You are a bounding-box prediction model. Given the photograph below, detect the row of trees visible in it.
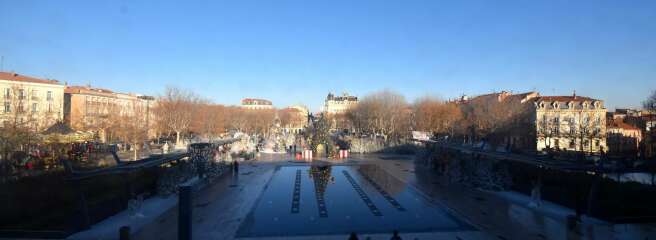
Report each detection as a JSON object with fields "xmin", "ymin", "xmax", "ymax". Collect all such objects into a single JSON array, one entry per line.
[
  {"xmin": 89, "ymin": 87, "xmax": 656, "ymax": 152},
  {"xmin": 335, "ymin": 90, "xmax": 531, "ymax": 146},
  {"xmin": 339, "ymin": 89, "xmax": 656, "ymax": 150},
  {"xmin": 344, "ymin": 90, "xmax": 412, "ymax": 141},
  {"xmin": 153, "ymin": 87, "xmax": 306, "ymax": 146}
]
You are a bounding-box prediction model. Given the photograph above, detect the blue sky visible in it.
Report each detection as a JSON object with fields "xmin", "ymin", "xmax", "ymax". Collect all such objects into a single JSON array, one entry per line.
[{"xmin": 1, "ymin": 0, "xmax": 655, "ymax": 111}]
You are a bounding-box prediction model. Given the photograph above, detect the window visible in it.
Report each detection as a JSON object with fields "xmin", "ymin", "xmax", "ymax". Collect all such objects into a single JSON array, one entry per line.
[
  {"xmin": 48, "ymin": 103, "xmax": 52, "ymax": 113},
  {"xmin": 17, "ymin": 104, "xmax": 24, "ymax": 113},
  {"xmin": 18, "ymin": 89, "xmax": 25, "ymax": 100},
  {"xmin": 3, "ymin": 102, "xmax": 10, "ymax": 113},
  {"xmin": 47, "ymin": 91, "xmax": 52, "ymax": 101},
  {"xmin": 32, "ymin": 103, "xmax": 38, "ymax": 112},
  {"xmin": 3, "ymin": 88, "xmax": 9, "ymax": 99}
]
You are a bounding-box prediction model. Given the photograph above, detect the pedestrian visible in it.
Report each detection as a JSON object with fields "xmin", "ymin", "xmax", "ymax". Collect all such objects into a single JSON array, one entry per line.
[
  {"xmin": 390, "ymin": 230, "xmax": 402, "ymax": 240},
  {"xmin": 348, "ymin": 232, "xmax": 358, "ymax": 240},
  {"xmin": 233, "ymin": 160, "xmax": 239, "ymax": 173}
]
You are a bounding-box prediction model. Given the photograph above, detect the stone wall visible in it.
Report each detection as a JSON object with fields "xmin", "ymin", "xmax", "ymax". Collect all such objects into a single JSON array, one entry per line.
[
  {"xmin": 348, "ymin": 137, "xmax": 415, "ymax": 154},
  {"xmin": 417, "ymin": 144, "xmax": 512, "ymax": 191}
]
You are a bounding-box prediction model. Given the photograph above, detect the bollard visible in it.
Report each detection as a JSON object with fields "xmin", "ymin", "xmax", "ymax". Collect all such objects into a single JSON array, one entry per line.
[
  {"xmin": 178, "ymin": 185, "xmax": 192, "ymax": 240},
  {"xmin": 119, "ymin": 226, "xmax": 130, "ymax": 240}
]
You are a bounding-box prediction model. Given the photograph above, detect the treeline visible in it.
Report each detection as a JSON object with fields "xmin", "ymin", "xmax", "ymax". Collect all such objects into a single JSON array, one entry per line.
[
  {"xmin": 96, "ymin": 87, "xmax": 534, "ymax": 148},
  {"xmin": 153, "ymin": 87, "xmax": 304, "ymax": 146},
  {"xmin": 332, "ymin": 90, "xmax": 532, "ymax": 146}
]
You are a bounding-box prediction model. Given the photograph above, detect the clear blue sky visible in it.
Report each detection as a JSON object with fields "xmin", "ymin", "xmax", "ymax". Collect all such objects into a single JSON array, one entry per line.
[{"xmin": 1, "ymin": 0, "xmax": 655, "ymax": 111}]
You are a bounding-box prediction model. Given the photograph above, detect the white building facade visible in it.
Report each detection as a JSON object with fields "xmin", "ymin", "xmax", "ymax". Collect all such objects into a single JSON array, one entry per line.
[
  {"xmin": 0, "ymin": 72, "xmax": 65, "ymax": 131},
  {"xmin": 241, "ymin": 98, "xmax": 273, "ymax": 110},
  {"xmin": 534, "ymin": 96, "xmax": 607, "ymax": 153},
  {"xmin": 323, "ymin": 92, "xmax": 358, "ymax": 114}
]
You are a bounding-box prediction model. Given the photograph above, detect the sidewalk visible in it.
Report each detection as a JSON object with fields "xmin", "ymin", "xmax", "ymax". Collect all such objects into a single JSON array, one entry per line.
[{"xmin": 131, "ymin": 160, "xmax": 279, "ymax": 240}]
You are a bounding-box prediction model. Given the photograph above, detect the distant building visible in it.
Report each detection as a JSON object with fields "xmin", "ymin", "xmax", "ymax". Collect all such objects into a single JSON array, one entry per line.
[
  {"xmin": 532, "ymin": 95, "xmax": 607, "ymax": 153},
  {"xmin": 607, "ymin": 119, "xmax": 642, "ymax": 155},
  {"xmin": 280, "ymin": 105, "xmax": 309, "ymax": 134},
  {"xmin": 0, "ymin": 72, "xmax": 65, "ymax": 131},
  {"xmin": 465, "ymin": 91, "xmax": 539, "ymax": 104},
  {"xmin": 622, "ymin": 113, "xmax": 656, "ymax": 158},
  {"xmin": 463, "ymin": 91, "xmax": 607, "ymax": 153},
  {"xmin": 64, "ymin": 86, "xmax": 156, "ymax": 142},
  {"xmin": 646, "ymin": 115, "xmax": 656, "ymax": 132},
  {"xmin": 323, "ymin": 92, "xmax": 358, "ymax": 114},
  {"xmin": 241, "ymin": 98, "xmax": 273, "ymax": 110},
  {"xmin": 645, "ymin": 127, "xmax": 656, "ymax": 159}
]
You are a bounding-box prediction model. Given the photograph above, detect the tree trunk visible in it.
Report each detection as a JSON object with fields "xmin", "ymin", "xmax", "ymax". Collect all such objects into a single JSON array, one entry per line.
[{"xmin": 176, "ymin": 131, "xmax": 181, "ymax": 147}]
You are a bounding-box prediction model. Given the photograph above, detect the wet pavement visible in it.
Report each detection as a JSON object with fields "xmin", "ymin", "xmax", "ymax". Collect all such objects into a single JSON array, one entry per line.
[
  {"xmin": 129, "ymin": 153, "xmax": 655, "ymax": 240},
  {"xmin": 235, "ymin": 165, "xmax": 473, "ymax": 238}
]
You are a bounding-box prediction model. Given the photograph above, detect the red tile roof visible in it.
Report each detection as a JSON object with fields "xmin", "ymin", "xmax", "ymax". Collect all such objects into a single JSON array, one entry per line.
[
  {"xmin": 65, "ymin": 86, "xmax": 114, "ymax": 93},
  {"xmin": 65, "ymin": 86, "xmax": 116, "ymax": 97},
  {"xmin": 0, "ymin": 72, "xmax": 61, "ymax": 85},
  {"xmin": 609, "ymin": 119, "xmax": 641, "ymax": 131}
]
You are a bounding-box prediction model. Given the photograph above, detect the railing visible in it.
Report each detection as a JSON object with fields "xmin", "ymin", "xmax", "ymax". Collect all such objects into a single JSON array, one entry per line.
[
  {"xmin": 65, "ymin": 138, "xmax": 240, "ymax": 231},
  {"xmin": 415, "ymin": 138, "xmax": 656, "ymax": 223},
  {"xmin": 0, "ymin": 138, "xmax": 240, "ymax": 239},
  {"xmin": 64, "ymin": 138, "xmax": 239, "ymax": 180},
  {"xmin": 64, "ymin": 152, "xmax": 189, "ymax": 180},
  {"xmin": 413, "ymin": 138, "xmax": 594, "ymax": 172}
]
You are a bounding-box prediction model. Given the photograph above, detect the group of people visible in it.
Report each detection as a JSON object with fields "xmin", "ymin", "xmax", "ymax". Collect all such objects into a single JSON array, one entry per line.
[
  {"xmin": 67, "ymin": 141, "xmax": 115, "ymax": 161},
  {"xmin": 1, "ymin": 141, "xmax": 109, "ymax": 177}
]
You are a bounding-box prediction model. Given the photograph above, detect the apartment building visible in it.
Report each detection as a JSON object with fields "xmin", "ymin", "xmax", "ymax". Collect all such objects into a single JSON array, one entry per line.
[
  {"xmin": 64, "ymin": 86, "xmax": 155, "ymax": 142},
  {"xmin": 0, "ymin": 72, "xmax": 65, "ymax": 130},
  {"xmin": 323, "ymin": 92, "xmax": 358, "ymax": 114}
]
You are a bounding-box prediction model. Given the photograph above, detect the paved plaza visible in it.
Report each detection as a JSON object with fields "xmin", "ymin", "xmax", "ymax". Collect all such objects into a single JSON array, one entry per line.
[{"xmin": 68, "ymin": 153, "xmax": 655, "ymax": 240}]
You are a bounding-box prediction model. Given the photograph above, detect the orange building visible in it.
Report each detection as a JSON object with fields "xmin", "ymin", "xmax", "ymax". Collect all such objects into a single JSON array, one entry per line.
[
  {"xmin": 607, "ymin": 119, "xmax": 642, "ymax": 155},
  {"xmin": 64, "ymin": 86, "xmax": 155, "ymax": 142}
]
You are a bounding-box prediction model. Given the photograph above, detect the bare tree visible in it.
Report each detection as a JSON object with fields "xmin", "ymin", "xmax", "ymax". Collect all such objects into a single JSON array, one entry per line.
[
  {"xmin": 347, "ymin": 90, "xmax": 412, "ymax": 141},
  {"xmin": 644, "ymin": 90, "xmax": 656, "ymax": 110},
  {"xmin": 225, "ymin": 106, "xmax": 249, "ymax": 133},
  {"xmin": 191, "ymin": 103, "xmax": 227, "ymax": 139},
  {"xmin": 0, "ymin": 84, "xmax": 42, "ymax": 174},
  {"xmin": 154, "ymin": 87, "xmax": 200, "ymax": 147},
  {"xmin": 455, "ymin": 93, "xmax": 533, "ymax": 147},
  {"xmin": 252, "ymin": 109, "xmax": 276, "ymax": 136},
  {"xmin": 279, "ymin": 107, "xmax": 306, "ymax": 132},
  {"xmin": 413, "ymin": 97, "xmax": 462, "ymax": 139},
  {"xmin": 115, "ymin": 99, "xmax": 149, "ymax": 160}
]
